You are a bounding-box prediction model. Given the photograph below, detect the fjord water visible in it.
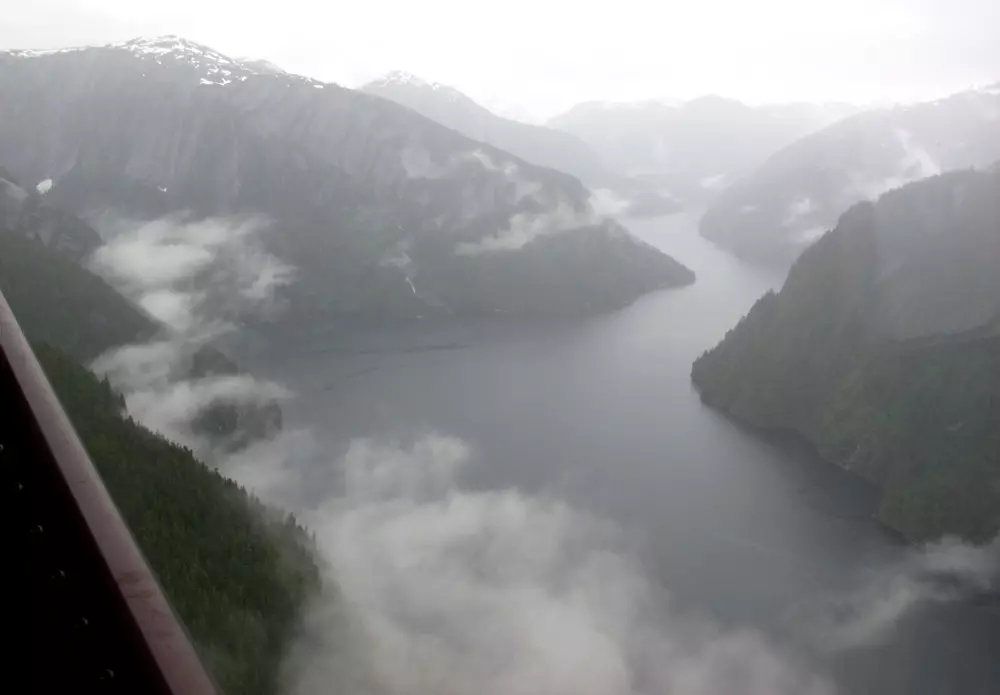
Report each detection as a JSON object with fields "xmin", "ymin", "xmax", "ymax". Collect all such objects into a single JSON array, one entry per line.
[{"xmin": 237, "ymin": 213, "xmax": 1000, "ymax": 694}]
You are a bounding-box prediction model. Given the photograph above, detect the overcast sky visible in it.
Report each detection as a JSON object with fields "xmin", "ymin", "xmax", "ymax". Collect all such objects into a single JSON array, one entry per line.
[{"xmin": 4, "ymin": 0, "xmax": 1000, "ymax": 120}]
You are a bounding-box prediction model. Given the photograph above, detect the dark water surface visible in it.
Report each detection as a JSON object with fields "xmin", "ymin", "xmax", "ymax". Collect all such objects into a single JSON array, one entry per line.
[{"xmin": 234, "ymin": 213, "xmax": 1000, "ymax": 694}]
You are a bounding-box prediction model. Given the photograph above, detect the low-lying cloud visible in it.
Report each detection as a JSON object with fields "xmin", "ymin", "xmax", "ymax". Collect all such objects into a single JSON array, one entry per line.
[
  {"xmin": 850, "ymin": 129, "xmax": 943, "ymax": 202},
  {"xmin": 87, "ymin": 214, "xmax": 294, "ymax": 451},
  {"xmin": 247, "ymin": 435, "xmax": 836, "ymax": 695},
  {"xmin": 401, "ymin": 146, "xmax": 520, "ymax": 183},
  {"xmin": 455, "ymin": 203, "xmax": 597, "ymax": 255},
  {"xmin": 80, "ymin": 205, "xmax": 999, "ymax": 695},
  {"xmin": 797, "ymin": 535, "xmax": 1000, "ymax": 652},
  {"xmin": 589, "ymin": 188, "xmax": 633, "ymax": 217},
  {"xmin": 782, "ymin": 128, "xmax": 946, "ymax": 245},
  {"xmin": 89, "ymin": 215, "xmax": 294, "ymax": 332},
  {"xmin": 402, "ymin": 146, "xmax": 640, "ymax": 255}
]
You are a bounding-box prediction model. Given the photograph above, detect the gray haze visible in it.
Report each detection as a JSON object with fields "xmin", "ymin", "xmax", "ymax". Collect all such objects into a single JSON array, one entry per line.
[
  {"xmin": 233, "ymin": 434, "xmax": 1000, "ymax": 695},
  {"xmin": 799, "ymin": 536, "xmax": 1000, "ymax": 652},
  {"xmin": 66, "ymin": 205, "xmax": 1000, "ymax": 695},
  {"xmin": 273, "ymin": 435, "xmax": 835, "ymax": 695},
  {"xmin": 85, "ymin": 212, "xmax": 843, "ymax": 695},
  {"xmin": 3, "ymin": 0, "xmax": 1000, "ymax": 119},
  {"xmin": 223, "ymin": 213, "xmax": 1000, "ymax": 695}
]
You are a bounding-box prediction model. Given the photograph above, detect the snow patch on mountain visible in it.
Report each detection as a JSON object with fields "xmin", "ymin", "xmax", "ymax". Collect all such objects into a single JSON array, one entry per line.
[
  {"xmin": 374, "ymin": 70, "xmax": 434, "ymax": 89},
  {"xmin": 367, "ymin": 70, "xmax": 469, "ymax": 105},
  {"xmin": 3, "ymin": 35, "xmax": 323, "ymax": 90},
  {"xmin": 371, "ymin": 71, "xmax": 453, "ymax": 94},
  {"xmin": 236, "ymin": 58, "xmax": 287, "ymax": 75},
  {"xmin": 1, "ymin": 46, "xmax": 89, "ymax": 58}
]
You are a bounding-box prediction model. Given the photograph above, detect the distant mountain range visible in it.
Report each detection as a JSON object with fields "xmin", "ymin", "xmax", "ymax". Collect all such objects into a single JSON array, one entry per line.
[
  {"xmin": 700, "ymin": 84, "xmax": 1000, "ymax": 264},
  {"xmin": 692, "ymin": 168, "xmax": 1000, "ymax": 541},
  {"xmin": 547, "ymin": 97, "xmax": 857, "ymax": 204},
  {"xmin": 361, "ymin": 71, "xmax": 684, "ymax": 217},
  {"xmin": 0, "ymin": 37, "xmax": 693, "ymax": 319},
  {"xmin": 362, "ymin": 71, "xmax": 620, "ymax": 187},
  {"xmin": 364, "ymin": 74, "xmax": 857, "ymax": 213}
]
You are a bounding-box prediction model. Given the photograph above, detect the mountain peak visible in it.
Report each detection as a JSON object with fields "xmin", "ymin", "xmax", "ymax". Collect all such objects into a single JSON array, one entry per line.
[
  {"xmin": 236, "ymin": 57, "xmax": 286, "ymax": 75},
  {"xmin": 377, "ymin": 70, "xmax": 431, "ymax": 87},
  {"xmin": 982, "ymin": 81, "xmax": 1000, "ymax": 96},
  {"xmin": 109, "ymin": 35, "xmax": 241, "ymax": 68},
  {"xmin": 367, "ymin": 70, "xmax": 467, "ymax": 97},
  {"xmin": 3, "ymin": 35, "xmax": 329, "ymax": 90}
]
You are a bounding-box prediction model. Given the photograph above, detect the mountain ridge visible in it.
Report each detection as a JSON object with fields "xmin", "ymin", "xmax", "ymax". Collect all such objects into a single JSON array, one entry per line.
[
  {"xmin": 0, "ymin": 37, "xmax": 694, "ymax": 318},
  {"xmin": 361, "ymin": 70, "xmax": 623, "ymax": 188},
  {"xmin": 699, "ymin": 84, "xmax": 1000, "ymax": 264},
  {"xmin": 547, "ymin": 96, "xmax": 854, "ymax": 205},
  {"xmin": 691, "ymin": 169, "xmax": 1000, "ymax": 541}
]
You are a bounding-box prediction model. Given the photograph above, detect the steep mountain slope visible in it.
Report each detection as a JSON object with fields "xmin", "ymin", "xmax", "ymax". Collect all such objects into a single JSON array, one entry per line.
[
  {"xmin": 691, "ymin": 170, "xmax": 1000, "ymax": 541},
  {"xmin": 362, "ymin": 71, "xmax": 619, "ymax": 187},
  {"xmin": 0, "ymin": 228, "xmax": 156, "ymax": 360},
  {"xmin": 1, "ymin": 164, "xmax": 103, "ymax": 261},
  {"xmin": 35, "ymin": 343, "xmax": 319, "ymax": 695},
  {"xmin": 700, "ymin": 85, "xmax": 1000, "ymax": 264},
  {"xmin": 1, "ymin": 167, "xmax": 282, "ymax": 447},
  {"xmin": 1, "ymin": 169, "xmax": 156, "ymax": 359},
  {"xmin": 548, "ymin": 97, "xmax": 851, "ymax": 204},
  {"xmin": 3, "ymin": 168, "xmax": 321, "ymax": 693},
  {"xmin": 0, "ymin": 37, "xmax": 693, "ymax": 318}
]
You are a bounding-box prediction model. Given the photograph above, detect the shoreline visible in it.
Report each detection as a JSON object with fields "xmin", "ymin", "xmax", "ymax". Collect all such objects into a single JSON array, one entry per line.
[{"xmin": 692, "ymin": 385, "xmax": 916, "ymax": 546}]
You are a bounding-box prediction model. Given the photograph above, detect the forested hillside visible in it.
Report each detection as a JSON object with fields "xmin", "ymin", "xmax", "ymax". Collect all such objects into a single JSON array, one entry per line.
[
  {"xmin": 0, "ymin": 229, "xmax": 155, "ymax": 361},
  {"xmin": 2, "ymin": 173, "xmax": 286, "ymax": 449},
  {"xmin": 692, "ymin": 170, "xmax": 1000, "ymax": 541},
  {"xmin": 3, "ymin": 163, "xmax": 318, "ymax": 693},
  {"xmin": 37, "ymin": 344, "xmax": 320, "ymax": 695},
  {"xmin": 819, "ymin": 332, "xmax": 1000, "ymax": 541}
]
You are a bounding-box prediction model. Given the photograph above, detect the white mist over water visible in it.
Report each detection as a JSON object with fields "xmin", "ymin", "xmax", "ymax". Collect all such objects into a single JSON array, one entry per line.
[
  {"xmin": 227, "ymin": 423, "xmax": 1000, "ymax": 695},
  {"xmin": 235, "ymin": 435, "xmax": 835, "ymax": 695},
  {"xmin": 82, "ymin": 211, "xmax": 1000, "ymax": 695},
  {"xmin": 798, "ymin": 536, "xmax": 1000, "ymax": 652}
]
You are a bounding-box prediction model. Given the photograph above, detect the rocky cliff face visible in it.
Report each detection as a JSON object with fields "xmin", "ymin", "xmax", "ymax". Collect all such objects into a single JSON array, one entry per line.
[
  {"xmin": 691, "ymin": 169, "xmax": 1000, "ymax": 541},
  {"xmin": 0, "ymin": 37, "xmax": 693, "ymax": 318},
  {"xmin": 700, "ymin": 86, "xmax": 1000, "ymax": 265}
]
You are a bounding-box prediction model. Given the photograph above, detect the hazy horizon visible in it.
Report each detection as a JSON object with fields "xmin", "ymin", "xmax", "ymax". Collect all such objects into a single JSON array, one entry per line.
[{"xmin": 4, "ymin": 0, "xmax": 999, "ymax": 121}]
